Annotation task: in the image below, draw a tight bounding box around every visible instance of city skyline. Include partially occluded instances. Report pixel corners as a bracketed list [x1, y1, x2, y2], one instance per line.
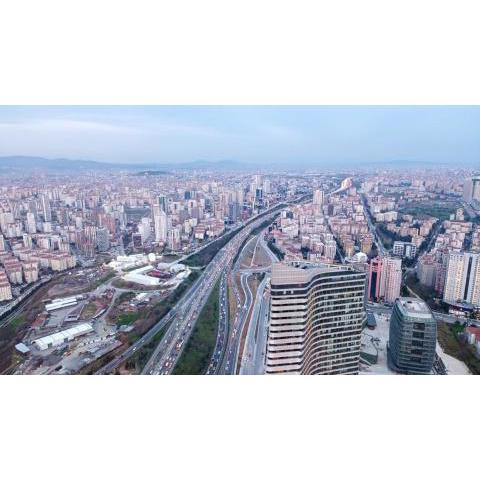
[0, 106, 479, 167]
[0, 149, 478, 377]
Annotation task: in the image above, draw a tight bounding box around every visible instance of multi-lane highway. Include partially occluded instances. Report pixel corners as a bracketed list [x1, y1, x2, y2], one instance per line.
[143, 212, 281, 375]
[216, 226, 268, 374]
[239, 274, 270, 375]
[94, 194, 306, 375]
[206, 274, 229, 374]
[217, 272, 253, 374]
[360, 193, 388, 256]
[260, 231, 280, 263]
[0, 275, 52, 328]
[95, 303, 177, 374]
[218, 226, 279, 375]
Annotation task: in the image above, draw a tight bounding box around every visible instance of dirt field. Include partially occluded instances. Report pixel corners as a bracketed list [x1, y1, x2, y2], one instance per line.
[48, 269, 114, 297]
[252, 241, 271, 267]
[240, 236, 257, 269]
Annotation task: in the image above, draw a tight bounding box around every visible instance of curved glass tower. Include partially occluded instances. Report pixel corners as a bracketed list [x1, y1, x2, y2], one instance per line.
[267, 262, 367, 375]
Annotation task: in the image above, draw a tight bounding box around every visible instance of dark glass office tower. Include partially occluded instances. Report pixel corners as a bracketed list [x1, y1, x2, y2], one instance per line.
[388, 297, 436, 374]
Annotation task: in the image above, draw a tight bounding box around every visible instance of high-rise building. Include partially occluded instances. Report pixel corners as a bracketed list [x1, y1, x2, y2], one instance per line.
[417, 253, 437, 288]
[463, 178, 473, 202]
[388, 297, 436, 374]
[40, 194, 52, 222]
[367, 256, 383, 301]
[367, 256, 402, 303]
[0, 268, 12, 301]
[324, 240, 337, 260]
[168, 226, 181, 250]
[443, 251, 480, 306]
[262, 179, 271, 194]
[472, 176, 480, 201]
[22, 233, 33, 249]
[132, 232, 143, 249]
[97, 212, 116, 234]
[228, 202, 240, 222]
[393, 241, 417, 259]
[26, 212, 37, 234]
[463, 176, 480, 203]
[96, 227, 110, 252]
[138, 217, 152, 243]
[158, 194, 168, 213]
[153, 204, 168, 243]
[267, 262, 367, 375]
[381, 256, 402, 304]
[313, 189, 324, 206]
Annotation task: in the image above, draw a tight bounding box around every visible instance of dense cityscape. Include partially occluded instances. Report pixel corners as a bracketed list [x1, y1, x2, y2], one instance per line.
[0, 162, 479, 375]
[2, 5, 479, 480]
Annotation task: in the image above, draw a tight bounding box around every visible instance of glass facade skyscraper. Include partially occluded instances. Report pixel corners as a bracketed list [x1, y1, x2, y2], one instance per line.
[388, 297, 436, 374]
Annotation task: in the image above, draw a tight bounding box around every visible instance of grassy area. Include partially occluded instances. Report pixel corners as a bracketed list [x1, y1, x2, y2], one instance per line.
[10, 314, 26, 330]
[118, 291, 136, 303]
[159, 254, 181, 263]
[250, 218, 276, 236]
[173, 279, 220, 375]
[398, 200, 460, 221]
[93, 270, 116, 288]
[376, 224, 411, 249]
[183, 231, 237, 268]
[0, 314, 28, 372]
[111, 278, 161, 291]
[227, 279, 237, 324]
[80, 302, 99, 319]
[107, 292, 136, 323]
[267, 240, 284, 260]
[130, 270, 201, 337]
[115, 271, 203, 372]
[117, 312, 141, 327]
[404, 274, 445, 311]
[88, 270, 202, 374]
[125, 326, 168, 372]
[437, 321, 480, 374]
[128, 333, 140, 345]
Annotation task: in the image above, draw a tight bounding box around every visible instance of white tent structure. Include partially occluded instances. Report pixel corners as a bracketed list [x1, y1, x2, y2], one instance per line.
[33, 323, 93, 351]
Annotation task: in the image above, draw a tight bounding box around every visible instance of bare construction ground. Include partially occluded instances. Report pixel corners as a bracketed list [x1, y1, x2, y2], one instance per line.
[239, 236, 257, 269]
[252, 239, 272, 268]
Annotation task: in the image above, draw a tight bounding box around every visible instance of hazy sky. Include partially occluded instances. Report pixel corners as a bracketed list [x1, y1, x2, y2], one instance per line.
[0, 106, 479, 165]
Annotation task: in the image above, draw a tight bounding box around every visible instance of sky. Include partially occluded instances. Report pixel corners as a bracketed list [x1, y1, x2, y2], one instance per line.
[0, 106, 478, 166]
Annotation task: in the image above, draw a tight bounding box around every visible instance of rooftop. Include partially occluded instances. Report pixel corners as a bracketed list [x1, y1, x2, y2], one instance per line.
[397, 297, 432, 317]
[271, 261, 357, 286]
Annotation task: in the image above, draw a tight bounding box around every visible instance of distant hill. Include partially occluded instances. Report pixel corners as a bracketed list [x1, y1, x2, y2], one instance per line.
[0, 156, 120, 171]
[132, 170, 169, 176]
[0, 156, 252, 172]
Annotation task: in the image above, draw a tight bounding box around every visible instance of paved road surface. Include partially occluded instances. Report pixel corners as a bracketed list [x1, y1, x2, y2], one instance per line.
[206, 274, 229, 374]
[95, 195, 306, 374]
[144, 212, 280, 375]
[239, 274, 269, 375]
[360, 193, 388, 256]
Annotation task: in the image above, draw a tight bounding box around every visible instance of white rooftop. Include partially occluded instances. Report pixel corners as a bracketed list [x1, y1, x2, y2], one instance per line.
[397, 297, 433, 318]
